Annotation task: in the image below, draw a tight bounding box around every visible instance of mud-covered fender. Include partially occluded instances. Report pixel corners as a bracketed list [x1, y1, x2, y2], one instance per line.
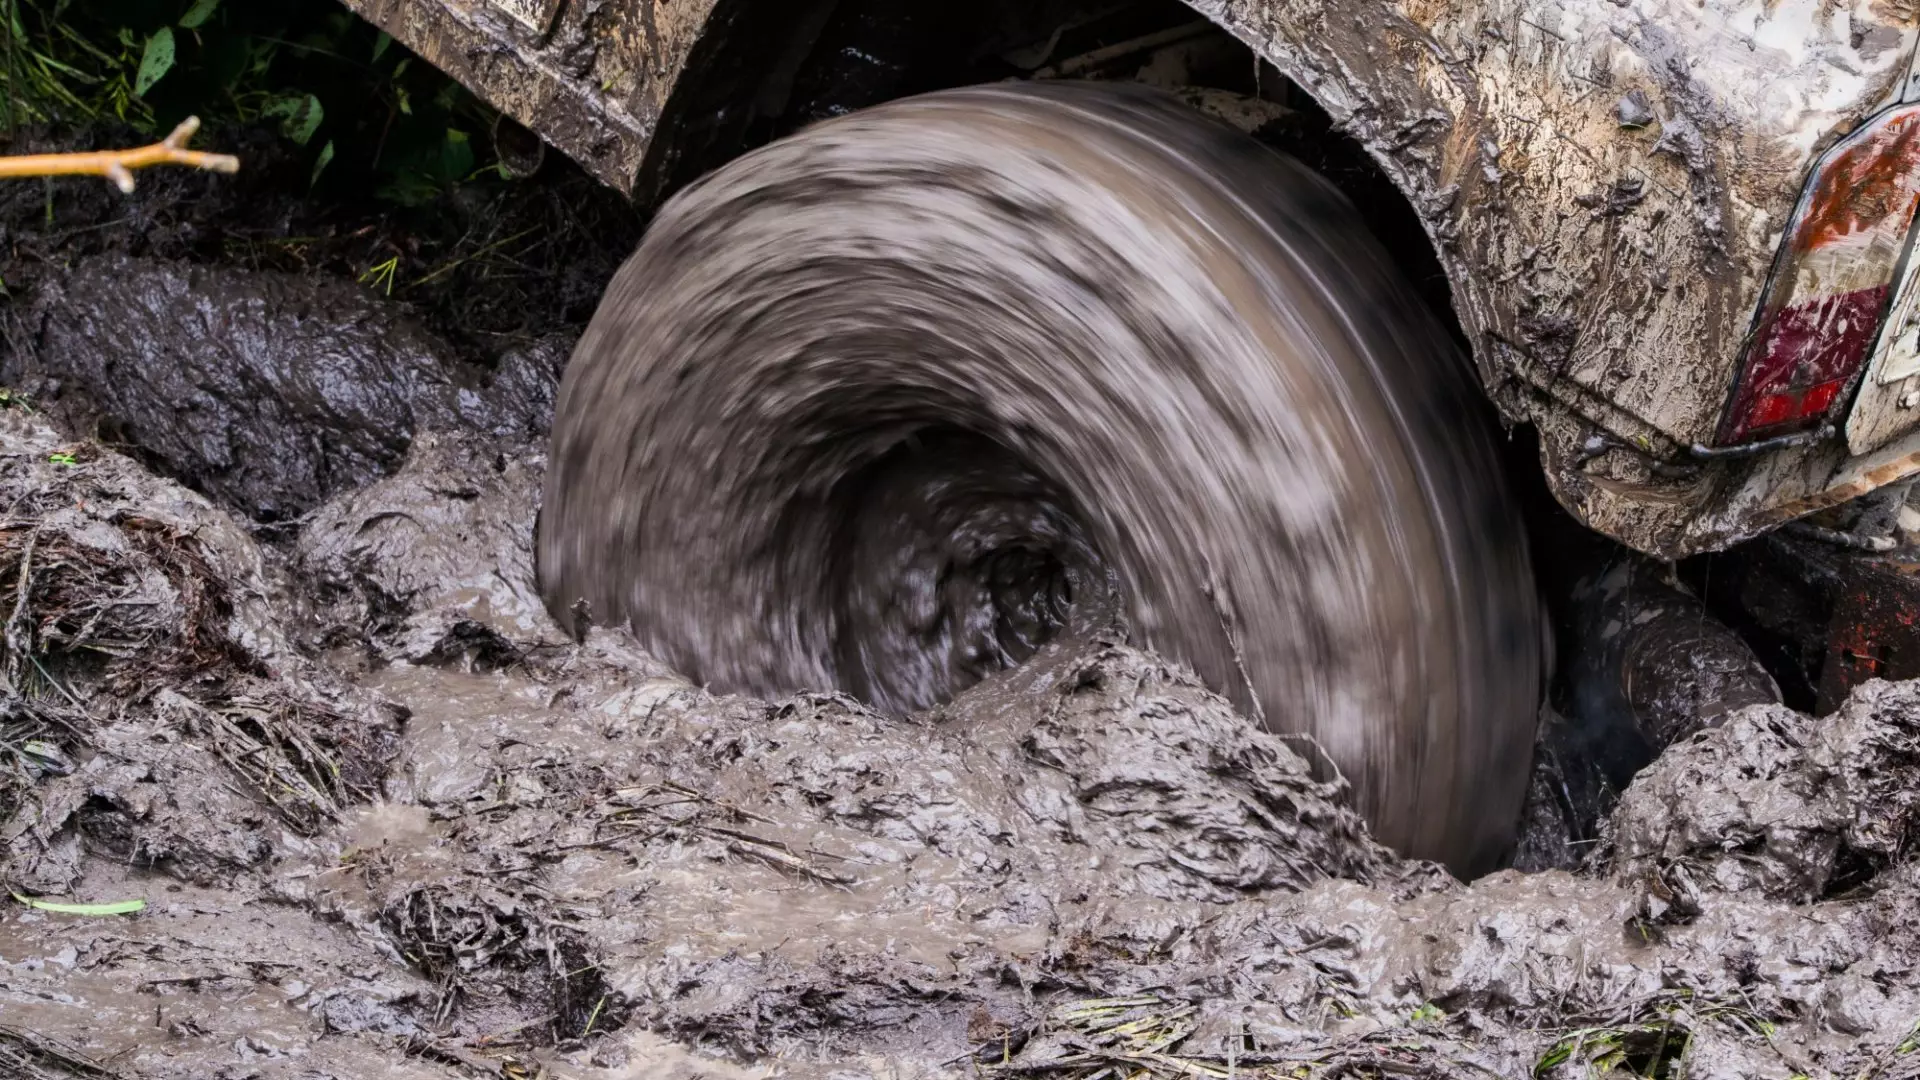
[336, 0, 725, 196]
[1188, 0, 1915, 551]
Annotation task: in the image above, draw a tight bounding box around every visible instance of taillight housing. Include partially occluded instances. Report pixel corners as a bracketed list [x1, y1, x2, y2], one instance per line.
[1716, 106, 1920, 447]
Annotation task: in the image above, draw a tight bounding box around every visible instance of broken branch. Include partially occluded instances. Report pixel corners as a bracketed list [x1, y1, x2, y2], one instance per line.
[0, 117, 239, 193]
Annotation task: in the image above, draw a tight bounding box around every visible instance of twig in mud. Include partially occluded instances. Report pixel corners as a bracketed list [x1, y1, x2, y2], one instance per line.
[403, 1033, 511, 1077]
[1198, 557, 1350, 790]
[165, 689, 373, 834]
[1275, 730, 1350, 792]
[0, 1024, 128, 1080]
[381, 880, 618, 1041]
[1198, 554, 1264, 728]
[590, 782, 855, 883]
[3, 527, 38, 689]
[708, 826, 855, 886]
[980, 995, 1514, 1079]
[550, 824, 669, 854]
[606, 780, 776, 826]
[0, 117, 239, 193]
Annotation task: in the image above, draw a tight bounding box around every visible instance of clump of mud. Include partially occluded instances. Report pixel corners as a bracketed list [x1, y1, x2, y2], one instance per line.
[10, 255, 563, 524]
[1608, 682, 1920, 907]
[294, 430, 558, 660]
[0, 410, 399, 893]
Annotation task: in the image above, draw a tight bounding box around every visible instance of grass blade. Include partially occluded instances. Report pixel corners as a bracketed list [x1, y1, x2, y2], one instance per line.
[12, 893, 145, 916]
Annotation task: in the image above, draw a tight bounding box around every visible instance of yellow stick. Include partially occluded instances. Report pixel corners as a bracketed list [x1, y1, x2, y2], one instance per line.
[0, 116, 240, 192]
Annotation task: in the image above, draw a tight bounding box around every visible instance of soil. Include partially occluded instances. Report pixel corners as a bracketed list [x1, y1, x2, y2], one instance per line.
[0, 125, 1916, 1080]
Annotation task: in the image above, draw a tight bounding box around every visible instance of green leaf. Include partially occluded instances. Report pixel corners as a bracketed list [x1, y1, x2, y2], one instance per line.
[310, 140, 336, 188]
[179, 0, 220, 28]
[441, 128, 474, 181]
[135, 27, 177, 98]
[264, 93, 324, 147]
[14, 893, 145, 916]
[374, 171, 441, 207]
[372, 31, 393, 61]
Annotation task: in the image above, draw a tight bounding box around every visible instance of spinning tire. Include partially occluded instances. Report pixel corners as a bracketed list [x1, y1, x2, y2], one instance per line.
[537, 83, 1542, 875]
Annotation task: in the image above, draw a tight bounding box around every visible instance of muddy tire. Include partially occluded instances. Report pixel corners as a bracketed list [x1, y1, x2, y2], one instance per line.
[538, 83, 1542, 875]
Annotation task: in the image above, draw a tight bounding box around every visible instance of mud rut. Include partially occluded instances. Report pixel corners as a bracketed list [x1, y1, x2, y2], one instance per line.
[0, 150, 1916, 1080]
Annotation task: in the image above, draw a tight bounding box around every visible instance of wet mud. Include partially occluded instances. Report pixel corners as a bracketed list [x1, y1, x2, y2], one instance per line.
[12, 255, 563, 524]
[0, 395, 1914, 1078]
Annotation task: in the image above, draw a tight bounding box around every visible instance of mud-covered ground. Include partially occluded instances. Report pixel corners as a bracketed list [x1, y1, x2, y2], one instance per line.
[0, 132, 1918, 1080]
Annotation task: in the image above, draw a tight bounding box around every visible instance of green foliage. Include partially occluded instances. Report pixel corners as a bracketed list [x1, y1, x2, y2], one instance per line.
[262, 90, 321, 145]
[0, 0, 150, 129]
[309, 135, 332, 185]
[0, 0, 508, 204]
[177, 0, 217, 29]
[1534, 1022, 1690, 1079]
[133, 23, 171, 96]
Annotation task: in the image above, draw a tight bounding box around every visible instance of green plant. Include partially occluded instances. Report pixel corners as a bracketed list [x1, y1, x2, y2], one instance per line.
[0, 0, 152, 129]
[1, 0, 507, 203]
[357, 254, 396, 295]
[12, 892, 144, 915]
[1535, 1022, 1690, 1079]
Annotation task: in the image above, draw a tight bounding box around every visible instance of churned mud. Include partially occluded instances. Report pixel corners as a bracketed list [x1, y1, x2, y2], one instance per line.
[0, 391, 1913, 1078]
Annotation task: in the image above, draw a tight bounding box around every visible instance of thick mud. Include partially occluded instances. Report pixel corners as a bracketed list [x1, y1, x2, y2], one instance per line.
[12, 254, 562, 525]
[0, 397, 1914, 1078]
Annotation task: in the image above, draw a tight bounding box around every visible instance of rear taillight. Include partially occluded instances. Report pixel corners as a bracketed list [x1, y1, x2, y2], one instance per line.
[1716, 106, 1920, 447]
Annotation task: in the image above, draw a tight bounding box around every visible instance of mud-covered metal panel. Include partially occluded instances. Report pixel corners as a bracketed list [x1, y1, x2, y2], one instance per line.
[1186, 0, 1916, 555]
[338, 0, 718, 195]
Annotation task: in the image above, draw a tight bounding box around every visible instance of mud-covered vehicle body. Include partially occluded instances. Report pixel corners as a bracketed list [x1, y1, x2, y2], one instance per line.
[349, 0, 1920, 560]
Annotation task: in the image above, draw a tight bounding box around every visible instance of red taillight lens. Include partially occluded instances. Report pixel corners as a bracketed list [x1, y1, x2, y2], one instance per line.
[1716, 107, 1920, 446]
[1748, 392, 1798, 430]
[1801, 379, 1844, 415]
[1743, 379, 1847, 434]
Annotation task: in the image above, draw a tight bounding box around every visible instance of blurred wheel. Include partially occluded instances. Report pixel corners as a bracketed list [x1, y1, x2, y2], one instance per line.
[537, 82, 1542, 875]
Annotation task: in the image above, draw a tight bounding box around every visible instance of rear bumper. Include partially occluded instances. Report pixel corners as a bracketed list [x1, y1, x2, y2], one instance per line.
[1538, 412, 1920, 560]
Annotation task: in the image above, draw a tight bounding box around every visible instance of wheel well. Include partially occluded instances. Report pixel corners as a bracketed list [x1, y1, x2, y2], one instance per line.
[638, 0, 1464, 349]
